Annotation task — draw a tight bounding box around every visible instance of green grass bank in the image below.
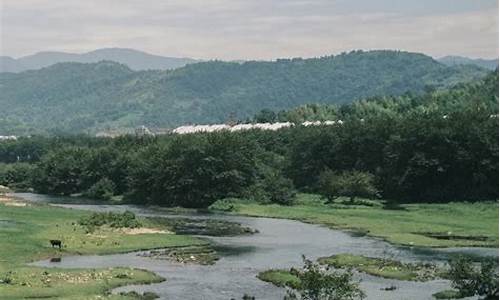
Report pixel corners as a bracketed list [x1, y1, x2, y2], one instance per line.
[0, 196, 206, 299]
[214, 194, 499, 248]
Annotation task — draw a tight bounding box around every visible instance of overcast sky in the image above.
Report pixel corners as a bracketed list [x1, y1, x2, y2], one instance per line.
[1, 0, 498, 60]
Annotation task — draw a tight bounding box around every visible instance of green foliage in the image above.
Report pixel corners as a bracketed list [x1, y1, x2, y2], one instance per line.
[253, 109, 278, 123]
[447, 256, 499, 299]
[257, 269, 301, 289]
[318, 254, 445, 281]
[318, 170, 378, 203]
[209, 198, 236, 212]
[78, 211, 141, 232]
[127, 132, 258, 208]
[31, 147, 91, 195]
[0, 70, 497, 207]
[0, 162, 35, 190]
[246, 171, 296, 205]
[83, 177, 116, 201]
[285, 256, 365, 300]
[263, 172, 296, 205]
[0, 50, 490, 135]
[119, 291, 160, 300]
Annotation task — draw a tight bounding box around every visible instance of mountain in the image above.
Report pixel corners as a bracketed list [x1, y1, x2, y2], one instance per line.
[0, 50, 491, 135]
[0, 56, 22, 73]
[438, 55, 498, 70]
[0, 48, 198, 72]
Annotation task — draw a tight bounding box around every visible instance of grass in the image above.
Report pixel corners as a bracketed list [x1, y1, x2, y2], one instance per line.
[0, 267, 163, 300]
[318, 254, 446, 281]
[0, 198, 207, 299]
[257, 269, 301, 289]
[218, 193, 499, 248]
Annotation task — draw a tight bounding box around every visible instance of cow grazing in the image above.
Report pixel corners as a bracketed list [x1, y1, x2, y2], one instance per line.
[50, 239, 62, 249]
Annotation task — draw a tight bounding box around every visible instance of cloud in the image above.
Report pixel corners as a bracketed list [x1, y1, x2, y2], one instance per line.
[1, 0, 498, 59]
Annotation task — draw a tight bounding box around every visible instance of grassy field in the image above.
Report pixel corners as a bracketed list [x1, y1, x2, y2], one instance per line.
[0, 197, 207, 299]
[220, 194, 499, 248]
[0, 267, 164, 300]
[257, 269, 301, 289]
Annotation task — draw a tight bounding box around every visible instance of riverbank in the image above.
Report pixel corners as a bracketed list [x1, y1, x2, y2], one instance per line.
[216, 194, 499, 248]
[0, 197, 207, 299]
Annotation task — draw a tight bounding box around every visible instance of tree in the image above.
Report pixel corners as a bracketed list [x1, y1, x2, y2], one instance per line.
[0, 162, 35, 190]
[127, 133, 258, 208]
[254, 109, 277, 123]
[31, 147, 91, 195]
[318, 170, 378, 204]
[285, 256, 365, 300]
[263, 172, 296, 205]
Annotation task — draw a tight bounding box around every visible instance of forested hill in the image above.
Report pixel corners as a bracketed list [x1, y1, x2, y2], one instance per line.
[0, 50, 490, 135]
[259, 70, 499, 123]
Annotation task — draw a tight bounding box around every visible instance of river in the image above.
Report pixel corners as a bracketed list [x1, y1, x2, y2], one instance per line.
[16, 193, 497, 300]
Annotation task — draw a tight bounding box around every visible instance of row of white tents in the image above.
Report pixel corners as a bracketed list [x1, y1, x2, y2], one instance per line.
[0, 136, 17, 141]
[172, 120, 344, 135]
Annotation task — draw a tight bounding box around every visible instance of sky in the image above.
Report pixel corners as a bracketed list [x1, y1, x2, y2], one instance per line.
[0, 0, 498, 60]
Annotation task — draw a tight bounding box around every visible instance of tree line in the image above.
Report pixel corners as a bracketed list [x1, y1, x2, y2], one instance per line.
[0, 71, 497, 207]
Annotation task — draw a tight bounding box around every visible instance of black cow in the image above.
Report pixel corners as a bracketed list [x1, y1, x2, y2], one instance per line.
[50, 239, 62, 249]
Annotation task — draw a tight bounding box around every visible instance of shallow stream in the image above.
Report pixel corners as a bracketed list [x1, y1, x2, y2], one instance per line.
[17, 193, 497, 300]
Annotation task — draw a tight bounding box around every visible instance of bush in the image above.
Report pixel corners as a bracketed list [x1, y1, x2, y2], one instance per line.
[83, 178, 116, 201]
[285, 256, 365, 300]
[447, 256, 499, 299]
[78, 211, 141, 232]
[119, 291, 159, 300]
[209, 198, 236, 212]
[0, 163, 35, 190]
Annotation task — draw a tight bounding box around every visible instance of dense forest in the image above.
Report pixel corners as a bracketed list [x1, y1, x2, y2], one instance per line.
[0, 71, 497, 207]
[0, 50, 490, 135]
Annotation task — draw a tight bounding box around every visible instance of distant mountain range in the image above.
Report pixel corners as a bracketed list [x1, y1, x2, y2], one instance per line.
[1, 48, 497, 74]
[437, 55, 498, 70]
[0, 48, 199, 72]
[0, 50, 492, 135]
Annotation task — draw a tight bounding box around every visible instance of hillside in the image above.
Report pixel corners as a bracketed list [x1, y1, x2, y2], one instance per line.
[0, 50, 491, 135]
[268, 70, 499, 123]
[0, 48, 198, 72]
[438, 55, 498, 70]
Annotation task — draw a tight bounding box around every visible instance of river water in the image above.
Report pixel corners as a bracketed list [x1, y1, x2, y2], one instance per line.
[16, 193, 497, 300]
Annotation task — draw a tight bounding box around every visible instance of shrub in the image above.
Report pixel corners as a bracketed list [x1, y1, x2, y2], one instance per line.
[285, 256, 365, 300]
[209, 198, 236, 212]
[264, 172, 296, 205]
[78, 211, 141, 232]
[244, 171, 296, 205]
[0, 163, 35, 190]
[83, 178, 116, 201]
[447, 256, 499, 299]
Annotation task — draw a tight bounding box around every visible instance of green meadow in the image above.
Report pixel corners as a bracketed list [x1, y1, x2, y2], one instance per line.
[0, 200, 206, 299]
